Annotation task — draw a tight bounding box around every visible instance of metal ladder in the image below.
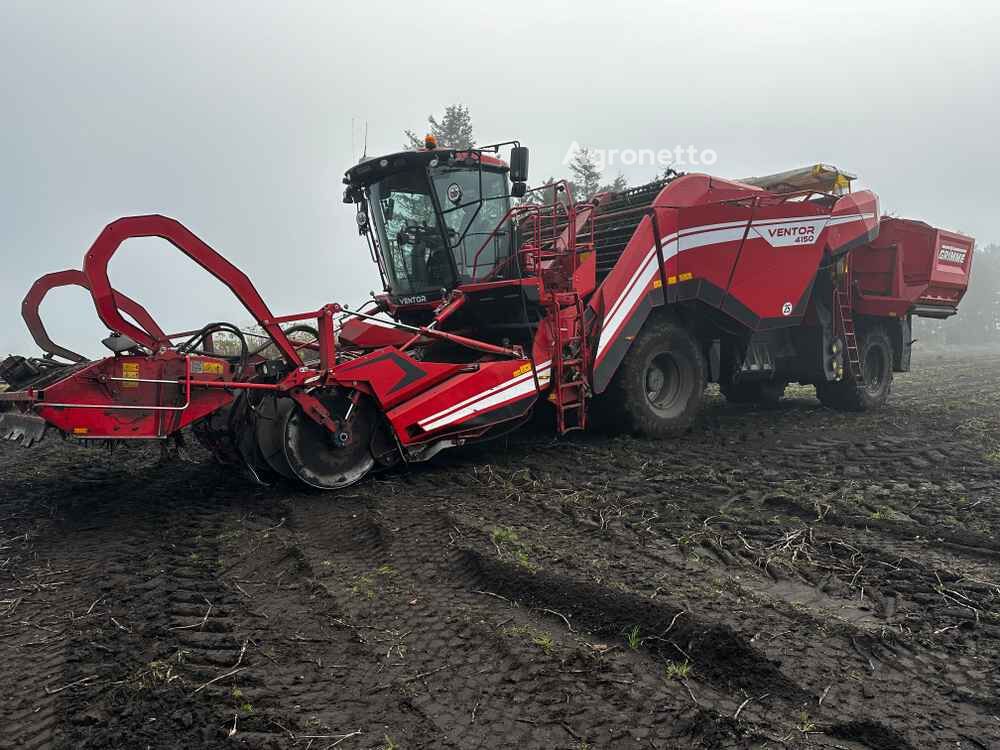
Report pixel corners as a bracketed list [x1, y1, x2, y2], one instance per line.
[550, 293, 589, 433]
[833, 257, 862, 380]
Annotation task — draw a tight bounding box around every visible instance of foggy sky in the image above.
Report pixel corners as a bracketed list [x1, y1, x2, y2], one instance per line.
[2, 0, 998, 357]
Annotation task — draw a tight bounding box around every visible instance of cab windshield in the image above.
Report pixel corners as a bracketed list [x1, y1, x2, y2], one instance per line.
[368, 164, 511, 296]
[431, 165, 510, 279]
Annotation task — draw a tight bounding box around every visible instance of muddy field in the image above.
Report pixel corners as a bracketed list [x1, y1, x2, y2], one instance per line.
[1, 351, 999, 749]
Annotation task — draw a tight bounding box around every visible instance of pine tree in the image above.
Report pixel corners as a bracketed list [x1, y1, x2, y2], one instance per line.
[404, 104, 475, 149]
[517, 177, 560, 206]
[600, 173, 629, 195]
[568, 146, 603, 202]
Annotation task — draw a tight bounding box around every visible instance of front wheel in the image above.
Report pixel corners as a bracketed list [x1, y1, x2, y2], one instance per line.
[816, 326, 893, 412]
[603, 316, 705, 437]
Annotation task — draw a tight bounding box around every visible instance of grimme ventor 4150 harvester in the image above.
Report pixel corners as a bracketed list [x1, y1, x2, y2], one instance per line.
[0, 136, 974, 489]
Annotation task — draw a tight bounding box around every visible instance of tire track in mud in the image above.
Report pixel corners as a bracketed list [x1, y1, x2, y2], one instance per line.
[28, 463, 439, 749]
[1, 351, 999, 748]
[9, 462, 251, 750]
[0, 458, 137, 750]
[290, 492, 768, 749]
[412, 411, 1000, 747]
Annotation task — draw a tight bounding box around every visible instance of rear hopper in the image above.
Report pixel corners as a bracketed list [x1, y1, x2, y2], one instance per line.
[853, 217, 974, 319]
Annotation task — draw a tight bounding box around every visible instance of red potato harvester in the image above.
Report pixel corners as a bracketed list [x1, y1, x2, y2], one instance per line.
[0, 137, 974, 489]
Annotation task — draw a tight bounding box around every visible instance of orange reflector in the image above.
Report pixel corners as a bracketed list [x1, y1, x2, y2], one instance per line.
[73, 427, 88, 435]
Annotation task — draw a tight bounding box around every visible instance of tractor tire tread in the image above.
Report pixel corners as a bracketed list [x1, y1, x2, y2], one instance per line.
[604, 314, 705, 437]
[816, 325, 894, 412]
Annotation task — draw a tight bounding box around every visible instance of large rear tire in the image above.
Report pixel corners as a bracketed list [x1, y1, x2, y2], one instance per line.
[604, 316, 705, 437]
[816, 326, 893, 412]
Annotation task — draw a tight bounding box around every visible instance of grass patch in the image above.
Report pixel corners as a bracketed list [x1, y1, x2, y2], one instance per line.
[501, 623, 556, 655]
[664, 659, 692, 680]
[491, 526, 536, 571]
[350, 564, 397, 599]
[625, 625, 641, 650]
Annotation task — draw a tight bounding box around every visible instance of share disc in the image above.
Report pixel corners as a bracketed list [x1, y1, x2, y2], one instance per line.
[282, 395, 376, 490]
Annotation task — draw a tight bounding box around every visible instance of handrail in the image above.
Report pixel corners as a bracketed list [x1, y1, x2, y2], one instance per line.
[41, 355, 193, 414]
[468, 203, 540, 281]
[467, 180, 577, 281]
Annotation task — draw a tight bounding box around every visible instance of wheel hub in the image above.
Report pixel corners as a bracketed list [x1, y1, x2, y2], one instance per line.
[644, 353, 681, 410]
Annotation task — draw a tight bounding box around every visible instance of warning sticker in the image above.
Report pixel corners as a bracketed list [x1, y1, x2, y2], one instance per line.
[194, 361, 224, 375]
[191, 360, 224, 376]
[121, 362, 140, 389]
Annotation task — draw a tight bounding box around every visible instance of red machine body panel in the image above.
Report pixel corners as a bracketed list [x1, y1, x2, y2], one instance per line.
[589, 174, 881, 391]
[333, 348, 464, 411]
[386, 358, 546, 443]
[853, 218, 974, 317]
[32, 353, 233, 439]
[338, 317, 413, 350]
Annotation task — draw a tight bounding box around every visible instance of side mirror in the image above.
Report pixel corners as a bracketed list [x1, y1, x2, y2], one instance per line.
[511, 182, 527, 198]
[509, 146, 529, 183]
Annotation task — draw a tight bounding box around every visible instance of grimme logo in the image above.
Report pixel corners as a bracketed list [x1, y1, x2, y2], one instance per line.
[938, 245, 967, 264]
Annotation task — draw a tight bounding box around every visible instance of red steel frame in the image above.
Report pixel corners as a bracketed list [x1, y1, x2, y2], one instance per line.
[6, 215, 532, 442]
[22, 269, 167, 363]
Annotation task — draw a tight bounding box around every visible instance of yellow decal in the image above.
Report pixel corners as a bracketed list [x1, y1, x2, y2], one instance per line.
[512, 363, 531, 378]
[72, 427, 89, 435]
[121, 362, 140, 389]
[678, 272, 693, 282]
[202, 361, 224, 375]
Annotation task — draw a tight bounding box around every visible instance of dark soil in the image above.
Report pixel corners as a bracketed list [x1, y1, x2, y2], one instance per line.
[2, 351, 999, 749]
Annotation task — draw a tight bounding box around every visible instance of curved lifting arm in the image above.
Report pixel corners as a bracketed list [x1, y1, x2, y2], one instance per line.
[82, 215, 304, 366]
[21, 269, 168, 363]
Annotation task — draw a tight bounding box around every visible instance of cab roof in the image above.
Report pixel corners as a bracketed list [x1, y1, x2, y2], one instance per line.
[345, 148, 508, 187]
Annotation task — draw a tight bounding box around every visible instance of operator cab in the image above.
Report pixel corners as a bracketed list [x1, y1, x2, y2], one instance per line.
[344, 139, 529, 307]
